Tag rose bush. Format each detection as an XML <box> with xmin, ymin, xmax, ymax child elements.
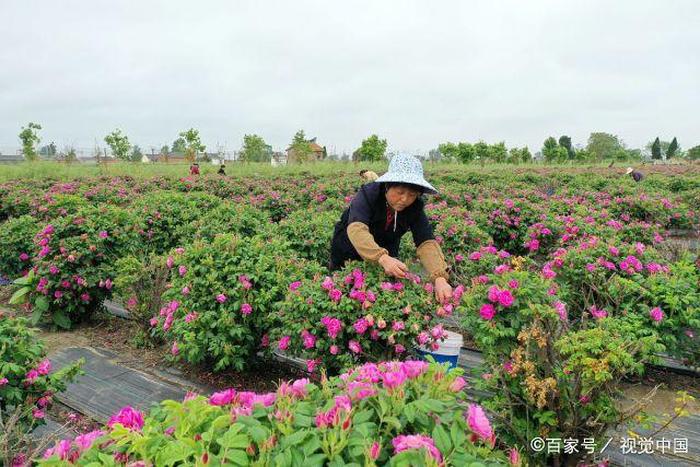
<box><xmin>457</xmin><ymin>271</ymin><xmax>663</xmax><ymax>465</ymax></box>
<box><xmin>132</xmin><ymin>191</ymin><xmax>222</xmax><ymax>254</ymax></box>
<box><xmin>0</xmin><ymin>315</ymin><xmax>82</xmax><ymax>466</ymax></box>
<box><xmin>268</xmin><ymin>263</ymin><xmax>465</xmax><ymax>374</ymax></box>
<box><xmin>276</xmin><ymin>209</ymin><xmax>339</xmax><ymax>266</ymax></box>
<box><xmin>9</xmin><ymin>206</ymin><xmax>142</xmax><ymax>328</ymax></box>
<box><xmin>154</xmin><ymin>234</ymin><xmax>322</xmax><ymax>372</ymax></box>
<box><xmin>0</xmin><ymin>215</ymin><xmax>38</xmax><ymax>279</ymax></box>
<box><xmin>39</xmin><ymin>361</ymin><xmax>511</xmax><ymax>466</ymax></box>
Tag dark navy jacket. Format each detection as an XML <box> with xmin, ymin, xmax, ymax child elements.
<box><xmin>329</xmin><ymin>182</ymin><xmax>435</xmax><ymax>270</ymax></box>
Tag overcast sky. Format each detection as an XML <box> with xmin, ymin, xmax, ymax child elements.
<box><xmin>1</xmin><ymin>0</ymin><xmax>698</xmax><ymax>155</ymax></box>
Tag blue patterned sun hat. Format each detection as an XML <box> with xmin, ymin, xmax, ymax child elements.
<box><xmin>375</xmin><ymin>154</ymin><xmax>438</xmax><ymax>194</ymax></box>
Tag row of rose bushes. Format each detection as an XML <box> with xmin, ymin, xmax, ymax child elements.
<box><xmin>0</xmin><ymin>314</ymin><xmax>83</xmax><ymax>466</ymax></box>
<box><xmin>0</xmin><ymin>169</ymin><xmax>696</xmax><ymax>263</ymax></box>
<box><xmin>1</xmin><ymin>172</ymin><xmax>697</xmax><ymax>465</ymax></box>
<box><xmin>1</xmin><ymin>189</ymin><xmax>697</xmax><ymax>369</ymax></box>
<box><xmin>39</xmin><ymin>360</ymin><xmax>515</xmax><ymax>466</ymax></box>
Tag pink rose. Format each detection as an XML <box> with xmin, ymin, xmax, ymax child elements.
<box><xmin>649</xmin><ymin>307</ymin><xmax>664</xmax><ymax>322</ymax></box>
<box><xmin>107</xmin><ymin>406</ymin><xmax>144</xmax><ymax>431</ymax></box>
<box><xmin>278</xmin><ymin>336</ymin><xmax>291</xmax><ymax>351</ymax></box>
<box><xmin>392</xmin><ymin>434</ymin><xmax>442</xmax><ymax>462</ymax></box>
<box><xmin>241</xmin><ymin>303</ymin><xmax>253</xmax><ymax>315</ymax></box>
<box><xmin>37</xmin><ymin>359</ymin><xmax>51</xmax><ymax>376</ymax></box>
<box><xmin>480</xmin><ymin>303</ymin><xmax>496</xmax><ymax>320</ymax></box>
<box><xmin>209</xmin><ymin>389</ymin><xmax>236</xmax><ymax>406</ymax></box>
<box><xmin>497</xmin><ymin>289</ymin><xmax>514</xmax><ymax>308</ymax></box>
<box><xmin>487</xmin><ymin>286</ymin><xmax>500</xmax><ymax>303</ymax></box>
<box><xmin>348</xmin><ymin>340</ymin><xmax>362</xmax><ymax>354</ymax></box>
<box><xmin>449</xmin><ymin>376</ymin><xmax>467</xmax><ymax>392</ymax></box>
<box><xmin>216</xmin><ymin>294</ymin><xmax>227</xmax><ymax>303</ymax></box>
<box><xmin>466</xmin><ymin>404</ymin><xmax>495</xmax><ymax>446</ymax></box>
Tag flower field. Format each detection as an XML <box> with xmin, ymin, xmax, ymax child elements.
<box><xmin>0</xmin><ymin>163</ymin><xmax>698</xmax><ymax>466</ymax></box>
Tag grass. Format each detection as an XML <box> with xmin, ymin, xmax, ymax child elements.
<box><xmin>0</xmin><ymin>160</ymin><xmax>697</xmax><ymax>182</ymax></box>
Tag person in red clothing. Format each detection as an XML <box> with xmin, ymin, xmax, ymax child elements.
<box><xmin>189</xmin><ymin>163</ymin><xmax>200</xmax><ymax>176</ymax></box>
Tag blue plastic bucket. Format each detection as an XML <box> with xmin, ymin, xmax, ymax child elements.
<box><xmin>417</xmin><ymin>331</ymin><xmax>463</xmax><ymax>369</ymax></box>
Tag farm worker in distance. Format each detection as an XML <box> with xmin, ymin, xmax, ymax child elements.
<box><xmin>626</xmin><ymin>167</ymin><xmax>644</xmax><ymax>182</ymax></box>
<box><xmin>189</xmin><ymin>162</ymin><xmax>200</xmax><ymax>176</ymax></box>
<box><xmin>330</xmin><ymin>154</ymin><xmax>453</xmax><ymax>302</ymax></box>
<box><xmin>217</xmin><ymin>164</ymin><xmax>226</xmax><ymax>175</ymax></box>
<box><xmin>359</xmin><ymin>169</ymin><xmax>379</xmax><ymax>182</ymax></box>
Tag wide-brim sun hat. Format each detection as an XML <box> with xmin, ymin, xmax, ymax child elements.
<box><xmin>625</xmin><ymin>167</ymin><xmax>634</xmax><ymax>175</ymax></box>
<box><xmin>375</xmin><ymin>154</ymin><xmax>438</xmax><ymax>194</ymax></box>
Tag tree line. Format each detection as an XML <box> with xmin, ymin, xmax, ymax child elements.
<box><xmin>14</xmin><ymin>123</ymin><xmax>700</xmax><ymax>163</ymax></box>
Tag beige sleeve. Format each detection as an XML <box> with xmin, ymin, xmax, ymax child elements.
<box><xmin>347</xmin><ymin>222</ymin><xmax>388</xmax><ymax>262</ymax></box>
<box><xmin>416</xmin><ymin>239</ymin><xmax>449</xmax><ymax>282</ymax></box>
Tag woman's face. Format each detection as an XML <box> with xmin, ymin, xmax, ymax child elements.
<box><xmin>386</xmin><ymin>185</ymin><xmax>420</xmax><ymax>211</ymax></box>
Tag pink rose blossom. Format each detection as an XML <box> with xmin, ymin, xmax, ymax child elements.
<box><xmin>209</xmin><ymin>388</ymin><xmax>236</xmax><ymax>406</ymax></box>
<box><xmin>329</xmin><ymin>288</ymin><xmax>342</xmax><ymax>302</ymax></box>
<box><xmin>370</xmin><ymin>441</ymin><xmax>381</xmax><ymax>460</ymax></box>
<box><xmin>25</xmin><ymin>369</ymin><xmax>39</xmax><ymax>384</ymax></box>
<box><xmin>278</xmin><ymin>336</ymin><xmax>291</xmax><ymax>350</ymax></box>
<box><xmin>480</xmin><ymin>303</ymin><xmax>496</xmax><ymax>320</ymax></box>
<box><xmin>590</xmin><ymin>306</ymin><xmax>607</xmax><ymax>319</ymax></box>
<box><xmin>241</xmin><ymin>303</ymin><xmax>253</xmax><ymax>315</ymax></box>
<box><xmin>178</xmin><ymin>265</ymin><xmax>187</xmax><ymax>277</ymax></box>
<box><xmin>348</xmin><ymin>340</ymin><xmax>362</xmax><ymax>354</ymax></box>
<box><xmin>498</xmin><ymin>289</ymin><xmax>514</xmax><ymax>308</ymax></box>
<box><xmin>37</xmin><ymin>359</ymin><xmax>51</xmax><ymax>375</ymax></box>
<box><xmin>216</xmin><ymin>294</ymin><xmax>227</xmax><ymax>303</ymax></box>
<box><xmin>392</xmin><ymin>435</ymin><xmax>442</xmax><ymax>462</ymax></box>
<box><xmin>487</xmin><ymin>286</ymin><xmax>500</xmax><ymax>303</ymax></box>
<box><xmin>649</xmin><ymin>307</ymin><xmax>664</xmax><ymax>322</ymax></box>
<box><xmin>107</xmin><ymin>406</ymin><xmax>144</xmax><ymax>431</ymax></box>
<box><xmin>450</xmin><ymin>376</ymin><xmax>467</xmax><ymax>392</ymax></box>
<box><xmin>466</xmin><ymin>404</ymin><xmax>495</xmax><ymax>446</ymax></box>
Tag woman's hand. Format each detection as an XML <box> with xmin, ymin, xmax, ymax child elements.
<box><xmin>378</xmin><ymin>254</ymin><xmax>408</xmax><ymax>279</ymax></box>
<box><xmin>434</xmin><ymin>277</ymin><xmax>453</xmax><ymax>303</ymax></box>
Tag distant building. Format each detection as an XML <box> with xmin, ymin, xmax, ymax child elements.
<box><xmin>286</xmin><ymin>137</ymin><xmax>326</xmax><ymax>163</ymax></box>
<box><xmin>0</xmin><ymin>154</ymin><xmax>24</xmax><ymax>163</ymax></box>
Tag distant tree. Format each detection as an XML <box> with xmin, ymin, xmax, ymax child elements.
<box><xmin>61</xmin><ymin>146</ymin><xmax>78</xmax><ymax>164</ymax></box>
<box><xmin>485</xmin><ymin>142</ymin><xmax>506</xmax><ymax>163</ymax></box>
<box><xmin>542</xmin><ymin>137</ymin><xmax>567</xmax><ymax>163</ymax></box>
<box><xmin>686</xmin><ymin>145</ymin><xmax>700</xmax><ymax>160</ymax></box>
<box><xmin>666</xmin><ymin>137</ymin><xmax>679</xmax><ymax>159</ymax></box>
<box><xmin>39</xmin><ymin>142</ymin><xmax>57</xmax><ymax>157</ymax></box>
<box><xmin>651</xmin><ymin>137</ymin><xmax>662</xmax><ymax>160</ymax></box>
<box><xmin>354</xmin><ymin>134</ymin><xmax>388</xmax><ymax>162</ymax></box>
<box><xmin>586</xmin><ymin>132</ymin><xmax>624</xmax><ymax>161</ymax></box>
<box><xmin>288</xmin><ymin>130</ymin><xmax>313</xmax><ymax>163</ymax></box>
<box><xmin>178</xmin><ymin>128</ymin><xmax>205</xmax><ymax>163</ymax></box>
<box><xmin>558</xmin><ymin>135</ymin><xmax>575</xmax><ymax>159</ymax></box>
<box><xmin>472</xmin><ymin>141</ymin><xmax>490</xmax><ymax>162</ymax></box>
<box><xmin>428</xmin><ymin>148</ymin><xmax>441</xmax><ymax>162</ymax></box>
<box><xmin>104</xmin><ymin>129</ymin><xmax>131</xmax><ymax>161</ymax></box>
<box><xmin>160</xmin><ymin>144</ymin><xmax>170</xmax><ymax>155</ymax></box>
<box><xmin>508</xmin><ymin>146</ymin><xmax>532</xmax><ymax>164</ymax></box>
<box><xmin>19</xmin><ymin>122</ymin><xmax>42</xmax><ymax>161</ymax></box>
<box><xmin>130</xmin><ymin>145</ymin><xmax>143</xmax><ymax>162</ymax></box>
<box><xmin>438</xmin><ymin>142</ymin><xmax>475</xmax><ymax>163</ymax></box>
<box><xmin>239</xmin><ymin>134</ymin><xmax>273</xmax><ymax>162</ymax></box>
<box><xmin>171</xmin><ymin>137</ymin><xmax>186</xmax><ymax>154</ymax></box>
